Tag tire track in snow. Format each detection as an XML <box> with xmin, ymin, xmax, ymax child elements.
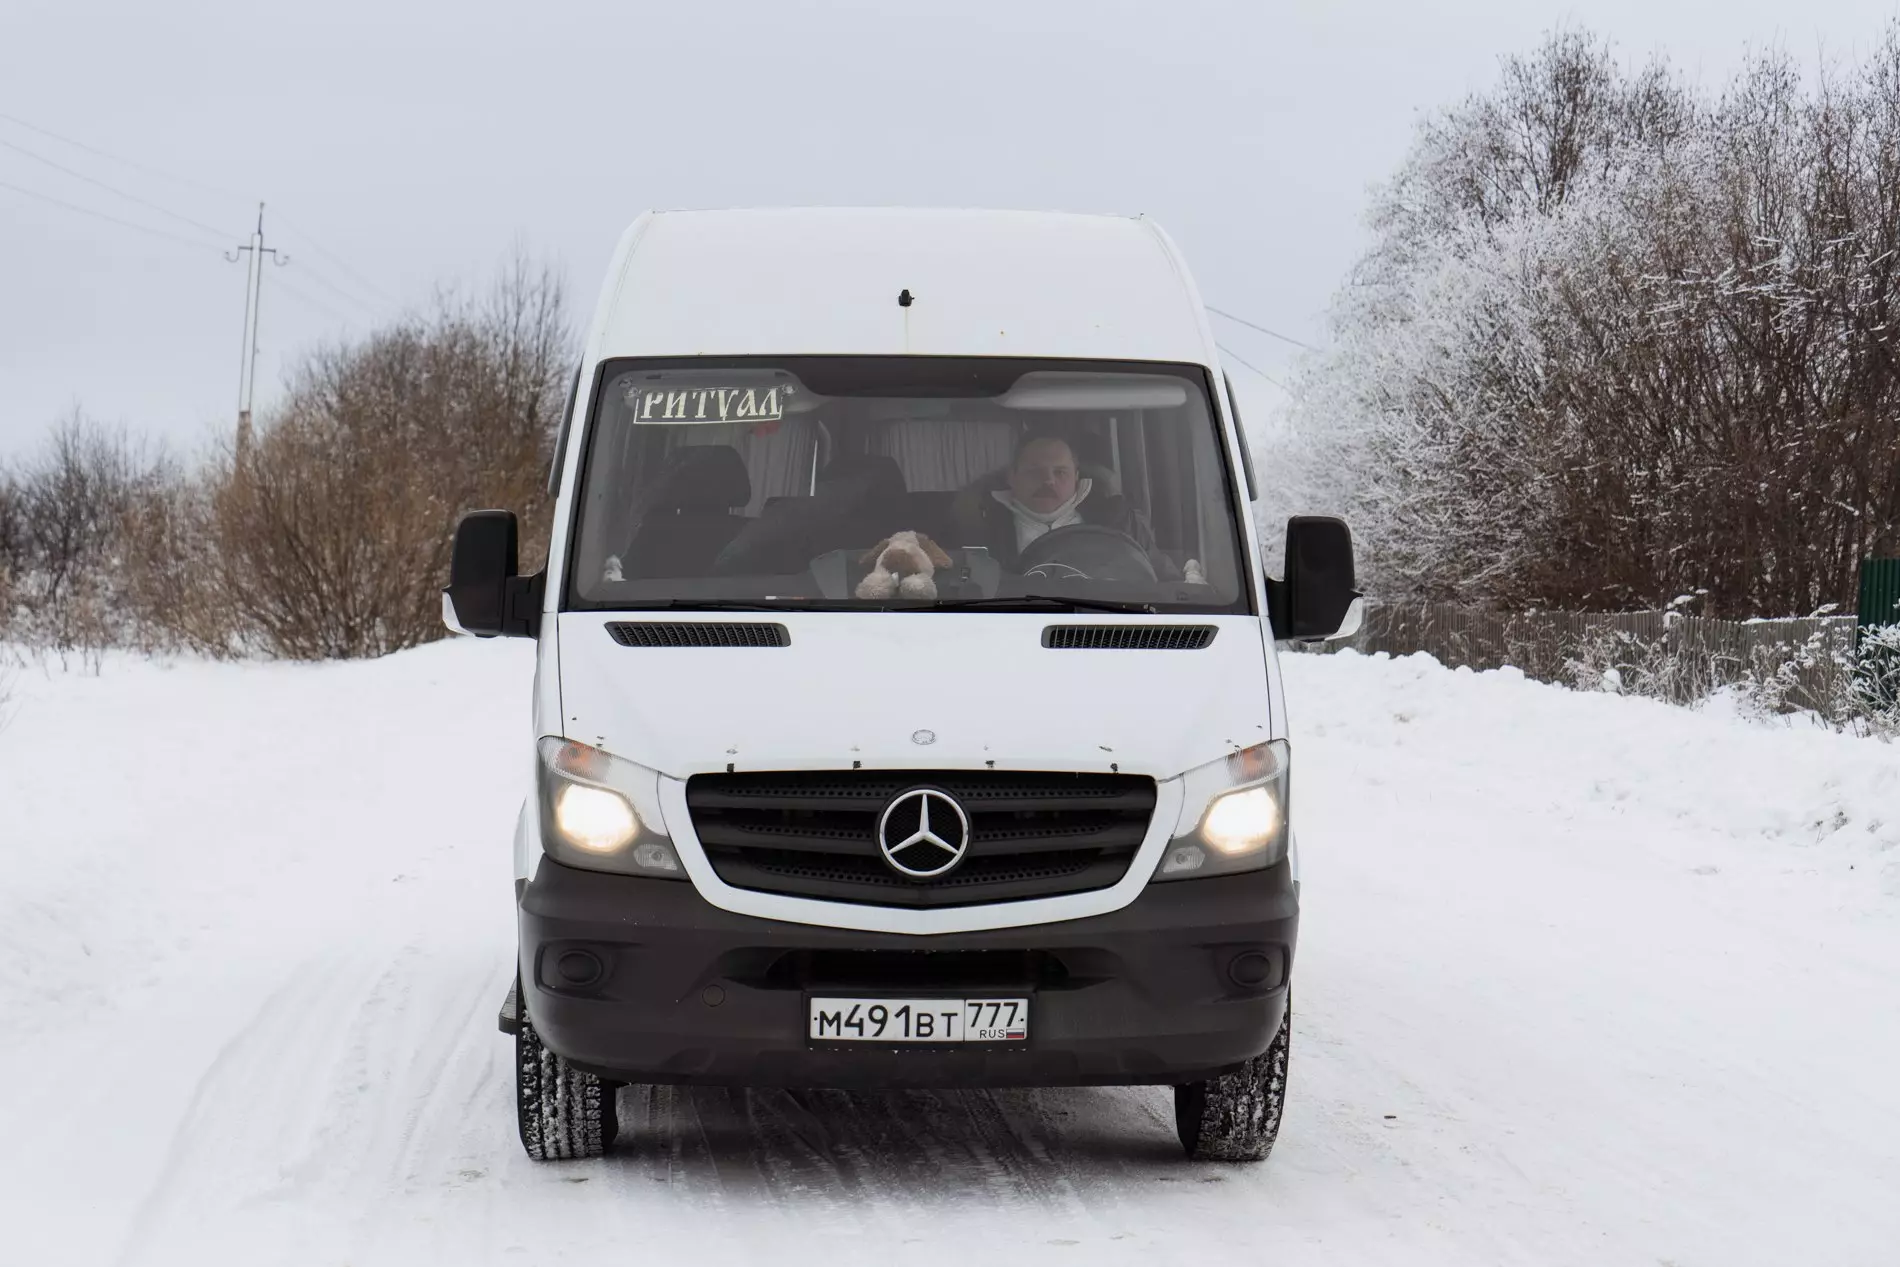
<box><xmin>111</xmin><ymin>940</ymin><xmax>511</xmax><ymax>1267</ymax></box>
<box><xmin>114</xmin><ymin>949</ymin><xmax>392</xmax><ymax>1267</ymax></box>
<box><xmin>582</xmin><ymin>1081</ymin><xmax>1193</xmax><ymax>1260</ymax></box>
<box><xmin>326</xmin><ymin>947</ymin><xmax>523</xmax><ymax>1265</ymax></box>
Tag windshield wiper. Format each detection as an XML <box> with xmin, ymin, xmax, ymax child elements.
<box><xmin>928</xmin><ymin>594</ymin><xmax>1159</xmax><ymax>614</ymax></box>
<box><xmin>611</xmin><ymin>596</ymin><xmax>1161</xmax><ymax>614</ymax></box>
<box><xmin>615</xmin><ymin>599</ymin><xmax>860</xmax><ymax>612</ymax></box>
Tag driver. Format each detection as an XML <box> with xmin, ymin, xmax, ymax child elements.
<box><xmin>950</xmin><ymin>434</ymin><xmax>1155</xmax><ymax>568</ymax></box>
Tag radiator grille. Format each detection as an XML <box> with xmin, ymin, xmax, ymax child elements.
<box><xmin>685</xmin><ymin>770</ymin><xmax>1156</xmax><ymax>907</ymax></box>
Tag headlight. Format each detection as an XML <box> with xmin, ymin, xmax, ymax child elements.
<box><xmin>1152</xmin><ymin>740</ymin><xmax>1290</xmax><ymax>882</ymax></box>
<box><xmin>553</xmin><ymin>784</ymin><xmax>639</xmax><ymax>853</ymax></box>
<box><xmin>535</xmin><ymin>737</ymin><xmax>686</xmax><ymax>879</ymax></box>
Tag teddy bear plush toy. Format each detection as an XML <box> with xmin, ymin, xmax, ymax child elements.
<box><xmin>856</xmin><ymin>531</ymin><xmax>954</xmax><ymax>601</ymax></box>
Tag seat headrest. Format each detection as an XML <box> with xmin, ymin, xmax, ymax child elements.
<box><xmin>819</xmin><ymin>452</ymin><xmax>907</xmax><ymax>498</ymax></box>
<box><xmin>651</xmin><ymin>445</ymin><xmax>752</xmax><ymax>511</ymax></box>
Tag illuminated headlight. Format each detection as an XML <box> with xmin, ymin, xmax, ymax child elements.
<box><xmin>1152</xmin><ymin>740</ymin><xmax>1290</xmax><ymax>882</ymax></box>
<box><xmin>553</xmin><ymin>784</ymin><xmax>639</xmax><ymax>853</ymax></box>
<box><xmin>1201</xmin><ymin>786</ymin><xmax>1283</xmax><ymax>854</ymax></box>
<box><xmin>536</xmin><ymin>737</ymin><xmax>685</xmax><ymax>878</ymax></box>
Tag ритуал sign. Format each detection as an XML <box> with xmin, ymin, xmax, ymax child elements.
<box><xmin>628</xmin><ymin>383</ymin><xmax>790</xmax><ymax>425</ymax></box>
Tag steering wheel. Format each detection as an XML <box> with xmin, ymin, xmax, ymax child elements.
<box><xmin>1016</xmin><ymin>523</ymin><xmax>1157</xmax><ymax>584</ymax></box>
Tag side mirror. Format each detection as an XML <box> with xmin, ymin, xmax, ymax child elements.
<box><xmin>444</xmin><ymin>510</ymin><xmax>542</xmax><ymax>638</ymax></box>
<box><xmin>1266</xmin><ymin>515</ymin><xmax>1362</xmax><ymax>642</ymax></box>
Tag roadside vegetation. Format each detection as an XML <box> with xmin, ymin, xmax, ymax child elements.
<box><xmin>3</xmin><ymin>29</ymin><xmax>1897</xmax><ymax>734</ymax></box>
<box><xmin>1263</xmin><ymin>24</ymin><xmax>1900</xmax><ymax>733</ymax></box>
<box><xmin>0</xmin><ymin>257</ymin><xmax>567</xmax><ymax>661</ymax></box>
<box><xmin>1267</xmin><ymin>26</ymin><xmax>1900</xmax><ymax>620</ymax></box>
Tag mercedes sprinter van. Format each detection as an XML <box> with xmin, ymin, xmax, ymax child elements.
<box><xmin>443</xmin><ymin>208</ymin><xmax>1360</xmax><ymax>1163</ymax></box>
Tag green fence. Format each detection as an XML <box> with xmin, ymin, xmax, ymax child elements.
<box><xmin>1858</xmin><ymin>558</ymin><xmax>1900</xmax><ymax>711</ymax></box>
<box><xmin>1860</xmin><ymin>558</ymin><xmax>1900</xmax><ymax>634</ymax></box>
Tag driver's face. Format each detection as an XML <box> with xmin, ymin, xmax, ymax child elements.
<box><xmin>1010</xmin><ymin>439</ymin><xmax>1079</xmax><ymax>513</ymax></box>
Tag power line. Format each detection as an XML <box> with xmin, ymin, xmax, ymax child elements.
<box><xmin>0</xmin><ymin>136</ymin><xmax>236</xmax><ymax>245</ymax></box>
<box><xmin>284</xmin><ymin>258</ymin><xmax>385</xmax><ymax>317</ymax></box>
<box><xmin>271</xmin><ymin>275</ymin><xmax>358</xmax><ymax>327</ymax></box>
<box><xmin>273</xmin><ymin>213</ymin><xmax>399</xmax><ymax>308</ymax></box>
<box><xmin>1</xmin><ymin>110</ymin><xmax>397</xmax><ymax>313</ymax></box>
<box><xmin>1216</xmin><ymin>341</ymin><xmax>1291</xmax><ymax>393</ymax></box>
<box><xmin>1207</xmin><ymin>305</ymin><xmax>1318</xmax><ymax>352</ymax></box>
<box><xmin>0</xmin><ymin>176</ymin><xmax>227</xmax><ymax>254</ymax></box>
<box><xmin>0</xmin><ymin>110</ymin><xmax>249</xmax><ymax>202</ymax></box>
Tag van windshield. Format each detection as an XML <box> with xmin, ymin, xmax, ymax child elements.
<box><xmin>565</xmin><ymin>357</ymin><xmax>1250</xmax><ymax>613</ymax></box>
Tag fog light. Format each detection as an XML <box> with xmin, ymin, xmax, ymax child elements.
<box><xmin>555</xmin><ymin>949</ymin><xmax>604</xmax><ymax>988</ymax></box>
<box><xmin>1227</xmin><ymin>950</ymin><xmax>1276</xmax><ymax>989</ymax></box>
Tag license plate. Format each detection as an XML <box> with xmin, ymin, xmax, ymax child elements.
<box><xmin>807</xmin><ymin>997</ymin><xmax>1030</xmax><ymax>1044</ymax></box>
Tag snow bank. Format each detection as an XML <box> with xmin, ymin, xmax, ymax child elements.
<box><xmin>1286</xmin><ymin>649</ymin><xmax>1900</xmax><ymax>912</ymax></box>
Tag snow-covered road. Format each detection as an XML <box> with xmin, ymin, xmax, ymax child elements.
<box><xmin>2</xmin><ymin>643</ymin><xmax>1896</xmax><ymax>1266</ymax></box>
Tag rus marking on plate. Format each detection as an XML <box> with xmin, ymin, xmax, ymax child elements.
<box><xmin>911</xmin><ymin>729</ymin><xmax>936</xmax><ymax>745</ymax></box>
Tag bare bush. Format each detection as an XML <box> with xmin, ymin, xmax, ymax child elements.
<box><xmin>0</xmin><ymin>415</ymin><xmax>174</xmax><ymax>665</ymax></box>
<box><xmin>116</xmin><ymin>470</ymin><xmax>244</xmax><ymax>657</ymax></box>
<box><xmin>0</xmin><ymin>482</ymin><xmax>17</xmax><ymax>640</ymax></box>
<box><xmin>132</xmin><ymin>255</ymin><xmax>571</xmax><ymax>660</ymax></box>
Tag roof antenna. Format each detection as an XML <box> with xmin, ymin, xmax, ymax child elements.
<box><xmin>897</xmin><ymin>288</ymin><xmax>915</xmax><ymax>308</ymax></box>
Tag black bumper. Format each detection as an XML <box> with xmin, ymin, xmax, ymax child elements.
<box><xmin>517</xmin><ymin>858</ymin><xmax>1297</xmax><ymax>1088</ymax></box>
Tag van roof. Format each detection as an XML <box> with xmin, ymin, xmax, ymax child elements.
<box><xmin>586</xmin><ymin>208</ymin><xmax>1217</xmax><ymax>365</ymax></box>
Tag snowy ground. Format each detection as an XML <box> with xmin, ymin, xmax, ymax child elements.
<box><xmin>2</xmin><ymin>641</ymin><xmax>1897</xmax><ymax>1266</ymax></box>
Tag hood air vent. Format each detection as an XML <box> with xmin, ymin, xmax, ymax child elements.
<box><xmin>1042</xmin><ymin>625</ymin><xmax>1217</xmax><ymax>650</ymax></box>
<box><xmin>606</xmin><ymin>622</ymin><xmax>790</xmax><ymax>648</ymax></box>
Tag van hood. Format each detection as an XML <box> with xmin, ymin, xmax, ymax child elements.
<box><xmin>552</xmin><ymin>612</ymin><xmax>1276</xmax><ymax>779</ymax></box>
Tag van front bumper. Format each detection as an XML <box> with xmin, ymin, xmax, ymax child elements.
<box><xmin>517</xmin><ymin>858</ymin><xmax>1297</xmax><ymax>1088</ymax></box>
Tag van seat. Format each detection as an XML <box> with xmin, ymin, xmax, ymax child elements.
<box><xmin>621</xmin><ymin>446</ymin><xmax>753</xmax><ymax>578</ymax></box>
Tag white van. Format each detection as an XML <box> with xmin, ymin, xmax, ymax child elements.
<box><xmin>444</xmin><ymin>208</ymin><xmax>1360</xmax><ymax>1163</ymax></box>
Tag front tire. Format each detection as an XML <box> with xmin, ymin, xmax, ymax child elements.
<box><xmin>516</xmin><ymin>987</ymin><xmax>620</xmax><ymax>1161</ymax></box>
<box><xmin>1174</xmin><ymin>996</ymin><xmax>1290</xmax><ymax>1162</ymax></box>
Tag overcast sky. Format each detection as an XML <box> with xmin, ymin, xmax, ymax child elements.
<box><xmin>2</xmin><ymin>0</ymin><xmax>1896</xmax><ymax>456</ymax></box>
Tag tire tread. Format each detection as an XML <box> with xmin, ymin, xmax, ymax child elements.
<box><xmin>516</xmin><ymin>995</ymin><xmax>618</xmax><ymax>1161</ymax></box>
<box><xmin>1175</xmin><ymin>1001</ymin><xmax>1290</xmax><ymax>1162</ymax></box>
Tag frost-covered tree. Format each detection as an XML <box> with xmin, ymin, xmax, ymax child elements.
<box><xmin>1274</xmin><ymin>27</ymin><xmax>1900</xmax><ymax>617</ymax></box>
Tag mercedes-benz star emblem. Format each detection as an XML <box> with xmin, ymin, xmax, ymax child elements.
<box><xmin>876</xmin><ymin>787</ymin><xmax>970</xmax><ymax>880</ymax></box>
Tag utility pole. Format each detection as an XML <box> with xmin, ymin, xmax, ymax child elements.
<box><xmin>227</xmin><ymin>202</ymin><xmax>286</xmax><ymax>452</ymax></box>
